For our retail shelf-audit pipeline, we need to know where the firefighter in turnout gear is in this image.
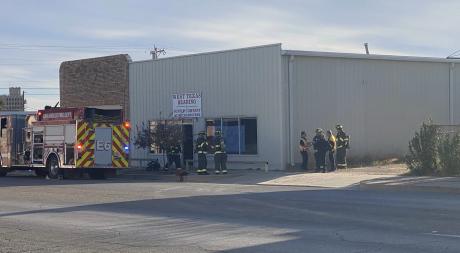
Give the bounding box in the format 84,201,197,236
213,130,227,174
313,128,329,173
169,142,182,170
326,130,336,172
196,131,209,175
335,125,350,169
299,131,309,171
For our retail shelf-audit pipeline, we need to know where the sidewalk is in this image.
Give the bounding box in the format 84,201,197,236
359,176,460,193
118,164,460,193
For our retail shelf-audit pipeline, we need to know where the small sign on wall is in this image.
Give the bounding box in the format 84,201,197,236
172,92,202,118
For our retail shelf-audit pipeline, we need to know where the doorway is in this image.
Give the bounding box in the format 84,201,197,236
182,124,194,165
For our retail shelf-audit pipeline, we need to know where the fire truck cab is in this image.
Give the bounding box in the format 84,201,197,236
0,107,130,179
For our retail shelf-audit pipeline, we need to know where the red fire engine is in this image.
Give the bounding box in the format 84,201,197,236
0,107,129,179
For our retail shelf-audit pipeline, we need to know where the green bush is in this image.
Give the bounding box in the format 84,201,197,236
438,133,460,176
405,121,439,176
406,121,460,176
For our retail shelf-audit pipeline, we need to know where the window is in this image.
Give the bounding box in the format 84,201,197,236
240,118,258,154
206,117,258,155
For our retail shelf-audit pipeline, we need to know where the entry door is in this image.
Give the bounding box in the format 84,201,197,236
94,128,112,166
182,124,193,162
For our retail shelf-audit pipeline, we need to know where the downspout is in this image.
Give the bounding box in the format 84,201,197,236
288,55,295,166
450,63,455,125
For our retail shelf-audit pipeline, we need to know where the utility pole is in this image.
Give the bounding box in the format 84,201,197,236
150,45,166,60
364,43,370,55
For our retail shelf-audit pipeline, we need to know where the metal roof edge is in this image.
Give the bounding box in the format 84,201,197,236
131,43,282,64
281,50,460,63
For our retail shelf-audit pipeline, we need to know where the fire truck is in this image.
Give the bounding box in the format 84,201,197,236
0,107,130,179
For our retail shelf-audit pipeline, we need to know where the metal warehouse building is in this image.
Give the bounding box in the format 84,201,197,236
129,44,460,170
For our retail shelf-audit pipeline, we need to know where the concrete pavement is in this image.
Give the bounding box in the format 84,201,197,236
118,164,460,194
1,176,460,252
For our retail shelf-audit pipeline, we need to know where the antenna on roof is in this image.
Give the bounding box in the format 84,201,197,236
150,45,166,60
364,43,370,55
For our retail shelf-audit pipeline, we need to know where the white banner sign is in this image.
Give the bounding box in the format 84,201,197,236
172,92,202,118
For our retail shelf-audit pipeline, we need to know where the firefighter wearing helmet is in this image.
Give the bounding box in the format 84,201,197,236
313,128,329,173
213,130,227,174
195,131,209,175
335,124,350,169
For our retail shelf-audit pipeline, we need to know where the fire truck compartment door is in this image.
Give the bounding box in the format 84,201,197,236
94,128,112,166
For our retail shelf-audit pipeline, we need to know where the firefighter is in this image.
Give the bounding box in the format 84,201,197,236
313,128,329,173
165,138,181,171
164,146,173,171
299,131,309,171
335,125,350,169
213,130,227,174
170,141,182,170
326,130,336,172
195,131,209,175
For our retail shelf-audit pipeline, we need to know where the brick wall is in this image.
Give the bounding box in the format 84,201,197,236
59,54,131,119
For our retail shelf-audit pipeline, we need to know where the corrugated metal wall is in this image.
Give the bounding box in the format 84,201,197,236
129,45,285,169
289,56,454,162
453,64,460,124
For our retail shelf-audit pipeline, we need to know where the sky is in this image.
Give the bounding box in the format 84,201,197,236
1,0,460,110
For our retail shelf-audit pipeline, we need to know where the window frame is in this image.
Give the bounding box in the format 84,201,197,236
205,116,258,155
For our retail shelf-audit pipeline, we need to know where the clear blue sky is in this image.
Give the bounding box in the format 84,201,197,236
1,0,459,110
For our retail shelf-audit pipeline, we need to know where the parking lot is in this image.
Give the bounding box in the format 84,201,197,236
1,174,460,253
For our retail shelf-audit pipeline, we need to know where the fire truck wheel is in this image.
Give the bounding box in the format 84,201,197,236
35,169,48,177
47,156,60,179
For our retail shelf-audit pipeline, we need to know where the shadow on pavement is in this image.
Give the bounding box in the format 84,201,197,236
0,175,160,188
0,169,306,188
1,188,460,252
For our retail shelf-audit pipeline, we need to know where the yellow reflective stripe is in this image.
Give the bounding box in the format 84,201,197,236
79,151,91,162
77,122,87,136
84,160,93,168
113,159,123,168
113,126,128,144
121,126,129,139
119,158,128,167
112,136,122,151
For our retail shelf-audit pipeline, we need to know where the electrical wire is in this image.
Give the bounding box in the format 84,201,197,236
0,88,58,89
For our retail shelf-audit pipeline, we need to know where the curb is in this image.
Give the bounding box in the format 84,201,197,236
359,182,460,194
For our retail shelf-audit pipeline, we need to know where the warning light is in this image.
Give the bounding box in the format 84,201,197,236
123,121,131,129
38,111,43,116
77,144,82,150
124,146,129,151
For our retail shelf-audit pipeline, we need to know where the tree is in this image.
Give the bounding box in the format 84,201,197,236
405,120,439,176
438,133,460,176
134,120,183,167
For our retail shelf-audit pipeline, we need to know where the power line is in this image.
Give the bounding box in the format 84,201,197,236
0,81,58,83
0,88,58,89
0,43,151,50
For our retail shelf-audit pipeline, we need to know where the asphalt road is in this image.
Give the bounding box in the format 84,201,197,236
1,176,460,253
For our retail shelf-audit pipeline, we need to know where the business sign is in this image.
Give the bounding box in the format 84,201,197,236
42,111,73,120
172,92,202,118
